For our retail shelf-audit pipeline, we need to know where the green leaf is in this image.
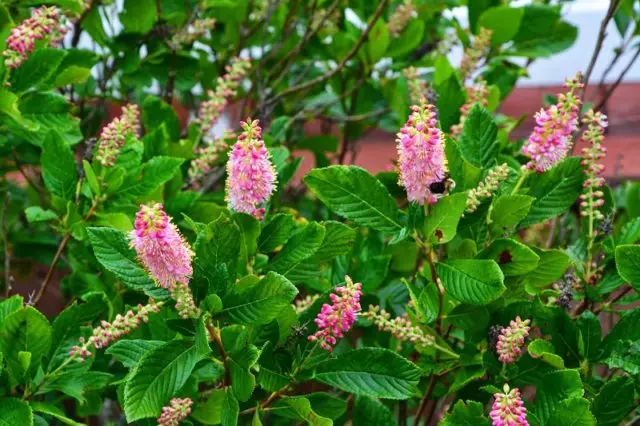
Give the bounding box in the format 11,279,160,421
267,222,325,276
258,214,296,252
387,20,425,58
0,295,23,325
24,207,57,224
0,398,33,426
221,389,239,426
528,339,565,369
41,131,78,200
436,259,505,305
445,139,482,191
524,248,570,288
535,370,584,424
600,308,640,359
0,90,33,129
0,307,51,381
141,96,180,140
272,396,332,426
423,192,468,244
449,366,486,393
305,393,347,420
520,157,584,227
510,22,578,58
118,156,184,198
353,396,395,426
489,194,534,230
546,398,596,426
14,92,81,146
576,311,601,361
468,0,501,32
314,348,420,399
367,19,390,63
87,227,167,298
194,216,241,297
192,389,224,425
615,245,640,291
124,340,204,421
30,402,86,426
602,340,640,375
228,358,256,402
120,0,157,34
82,160,100,196
222,272,298,325
440,400,491,426
304,166,403,234
435,69,465,130
9,48,67,93
478,6,524,45
236,213,260,271
459,105,499,168
105,340,165,368
142,125,169,161
477,238,540,276
592,376,634,426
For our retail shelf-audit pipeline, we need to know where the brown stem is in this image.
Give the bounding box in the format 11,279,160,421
32,201,99,306
426,249,443,334
206,319,231,387
239,388,287,416
267,0,389,105
2,194,11,298
593,285,633,314
595,47,640,111
413,376,437,426
398,400,408,426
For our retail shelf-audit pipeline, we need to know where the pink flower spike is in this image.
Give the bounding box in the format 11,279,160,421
521,73,583,172
496,316,531,364
490,384,529,426
396,101,448,205
94,103,141,167
130,203,195,289
308,276,362,351
158,397,193,426
225,119,277,219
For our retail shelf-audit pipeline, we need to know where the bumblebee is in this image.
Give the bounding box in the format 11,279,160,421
429,174,456,199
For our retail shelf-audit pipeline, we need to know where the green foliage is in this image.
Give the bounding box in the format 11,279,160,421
0,1,635,425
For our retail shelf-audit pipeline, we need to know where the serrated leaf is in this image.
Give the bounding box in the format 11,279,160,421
489,194,534,230
258,214,296,252
105,340,164,368
30,402,86,426
10,48,67,93
120,0,157,34
314,348,420,399
353,395,395,426
546,397,596,426
267,222,325,276
221,389,239,426
87,227,167,298
387,20,424,58
0,306,51,381
576,311,601,361
272,396,332,426
14,92,81,146
445,139,482,191
424,192,468,244
440,400,491,426
24,206,58,223
477,238,540,276
600,308,640,359
528,339,565,369
82,160,100,196
459,105,499,168
0,295,23,325
592,376,634,426
478,6,524,45
524,248,570,288
0,398,33,426
118,156,184,198
520,157,584,228
38,370,112,403
436,259,505,305
41,131,78,200
222,272,298,325
140,96,179,139
194,216,240,298
535,370,583,424
615,245,640,291
228,358,256,402
124,340,203,421
192,389,225,425
304,166,403,234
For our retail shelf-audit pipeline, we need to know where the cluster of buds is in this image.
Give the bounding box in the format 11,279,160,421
94,104,141,167
170,281,201,319
490,384,529,426
3,6,68,68
362,305,435,347
466,163,510,213
496,316,531,364
69,300,162,360
388,0,416,38
187,131,234,187
522,73,583,172
158,397,193,426
451,79,489,137
294,294,320,314
403,67,427,106
396,101,448,205
308,276,362,351
225,119,277,219
459,28,492,82
553,272,576,310
171,18,216,46
579,110,608,220
198,57,251,139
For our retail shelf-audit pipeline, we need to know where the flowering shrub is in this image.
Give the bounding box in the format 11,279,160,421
0,1,639,425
